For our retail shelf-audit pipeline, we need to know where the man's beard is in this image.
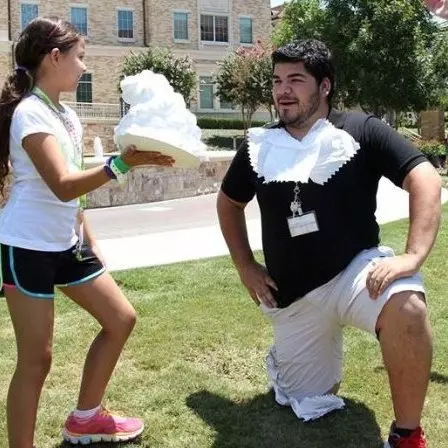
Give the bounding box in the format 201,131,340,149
277,90,321,128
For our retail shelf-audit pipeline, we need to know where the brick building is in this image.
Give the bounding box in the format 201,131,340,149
0,0,272,117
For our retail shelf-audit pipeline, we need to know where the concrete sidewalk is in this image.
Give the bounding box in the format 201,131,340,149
87,178,448,272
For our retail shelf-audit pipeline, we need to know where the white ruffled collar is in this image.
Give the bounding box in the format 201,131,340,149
248,119,360,185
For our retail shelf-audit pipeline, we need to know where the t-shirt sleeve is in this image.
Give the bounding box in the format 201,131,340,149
220,140,257,203
12,100,56,144
363,116,427,187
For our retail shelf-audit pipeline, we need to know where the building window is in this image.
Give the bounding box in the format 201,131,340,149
199,77,214,109
21,3,39,30
239,17,253,44
76,73,92,103
173,12,188,40
200,15,228,42
117,9,134,39
219,99,233,110
71,6,88,35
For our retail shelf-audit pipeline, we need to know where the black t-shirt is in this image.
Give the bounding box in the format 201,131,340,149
221,110,427,308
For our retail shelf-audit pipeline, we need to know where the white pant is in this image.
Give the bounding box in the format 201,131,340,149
261,246,425,402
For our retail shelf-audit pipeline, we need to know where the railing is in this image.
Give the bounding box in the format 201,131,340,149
65,102,121,120
399,127,422,143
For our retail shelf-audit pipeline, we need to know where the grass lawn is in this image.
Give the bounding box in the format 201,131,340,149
0,208,447,447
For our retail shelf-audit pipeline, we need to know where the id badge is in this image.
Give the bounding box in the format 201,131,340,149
287,211,319,237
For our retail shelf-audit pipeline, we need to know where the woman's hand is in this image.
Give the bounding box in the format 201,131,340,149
121,145,175,168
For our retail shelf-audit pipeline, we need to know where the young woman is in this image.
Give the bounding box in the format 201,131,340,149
0,16,173,447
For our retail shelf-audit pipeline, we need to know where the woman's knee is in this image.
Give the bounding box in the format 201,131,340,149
17,347,52,379
104,305,137,336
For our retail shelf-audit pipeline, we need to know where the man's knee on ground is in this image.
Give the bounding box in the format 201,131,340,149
376,291,428,337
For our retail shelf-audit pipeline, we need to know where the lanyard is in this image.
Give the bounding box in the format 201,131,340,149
32,87,87,249
290,182,303,217
32,87,83,172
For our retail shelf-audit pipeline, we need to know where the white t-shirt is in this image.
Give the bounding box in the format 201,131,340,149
0,95,83,251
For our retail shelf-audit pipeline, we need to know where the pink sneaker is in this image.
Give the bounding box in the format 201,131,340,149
62,406,144,444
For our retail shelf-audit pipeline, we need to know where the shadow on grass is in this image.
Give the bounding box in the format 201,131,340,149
187,390,383,448
429,371,448,385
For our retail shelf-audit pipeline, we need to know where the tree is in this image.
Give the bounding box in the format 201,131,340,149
120,47,197,105
424,29,448,109
273,0,438,118
215,42,274,131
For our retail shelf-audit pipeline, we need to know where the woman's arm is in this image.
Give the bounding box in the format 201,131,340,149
23,133,173,202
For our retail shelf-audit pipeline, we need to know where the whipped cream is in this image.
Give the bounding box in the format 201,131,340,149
114,70,206,155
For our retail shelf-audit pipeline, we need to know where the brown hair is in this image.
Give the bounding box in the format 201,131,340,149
0,17,80,196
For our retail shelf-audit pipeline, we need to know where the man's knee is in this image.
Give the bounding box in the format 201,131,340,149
376,291,429,336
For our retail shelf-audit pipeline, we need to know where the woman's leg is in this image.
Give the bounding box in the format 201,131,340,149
59,272,136,410
5,287,54,448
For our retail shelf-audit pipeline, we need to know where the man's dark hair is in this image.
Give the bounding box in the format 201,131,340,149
272,40,335,103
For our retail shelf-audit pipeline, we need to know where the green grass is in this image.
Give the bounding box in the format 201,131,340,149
0,208,447,447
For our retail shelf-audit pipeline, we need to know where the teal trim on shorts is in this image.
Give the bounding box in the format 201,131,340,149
56,266,105,288
9,246,55,299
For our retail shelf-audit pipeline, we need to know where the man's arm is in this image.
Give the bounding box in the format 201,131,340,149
217,190,254,269
366,162,441,298
217,190,278,308
402,161,442,266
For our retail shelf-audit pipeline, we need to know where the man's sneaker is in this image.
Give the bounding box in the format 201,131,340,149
62,406,144,444
384,424,427,448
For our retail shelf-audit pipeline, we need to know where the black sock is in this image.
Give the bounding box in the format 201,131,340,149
393,426,414,438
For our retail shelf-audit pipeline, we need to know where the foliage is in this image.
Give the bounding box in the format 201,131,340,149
215,42,273,132
273,0,440,115
197,117,269,130
120,47,197,104
417,139,447,157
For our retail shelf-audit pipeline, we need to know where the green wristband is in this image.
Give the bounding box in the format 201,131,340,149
113,156,131,174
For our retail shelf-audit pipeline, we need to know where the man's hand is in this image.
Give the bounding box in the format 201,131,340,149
366,254,421,299
426,0,448,18
238,261,278,308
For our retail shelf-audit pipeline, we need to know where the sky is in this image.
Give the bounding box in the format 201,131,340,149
271,0,285,7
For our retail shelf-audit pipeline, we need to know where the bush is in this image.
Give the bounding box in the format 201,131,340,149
197,117,269,130
417,140,446,157
417,139,447,168
120,48,196,104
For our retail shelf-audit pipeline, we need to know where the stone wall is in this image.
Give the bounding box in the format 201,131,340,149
233,0,271,45
147,0,198,49
421,110,445,141
1,153,234,209
83,121,118,154
85,154,233,208
0,0,9,41
0,46,12,86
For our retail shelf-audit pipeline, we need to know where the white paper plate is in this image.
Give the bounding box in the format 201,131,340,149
116,134,202,169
